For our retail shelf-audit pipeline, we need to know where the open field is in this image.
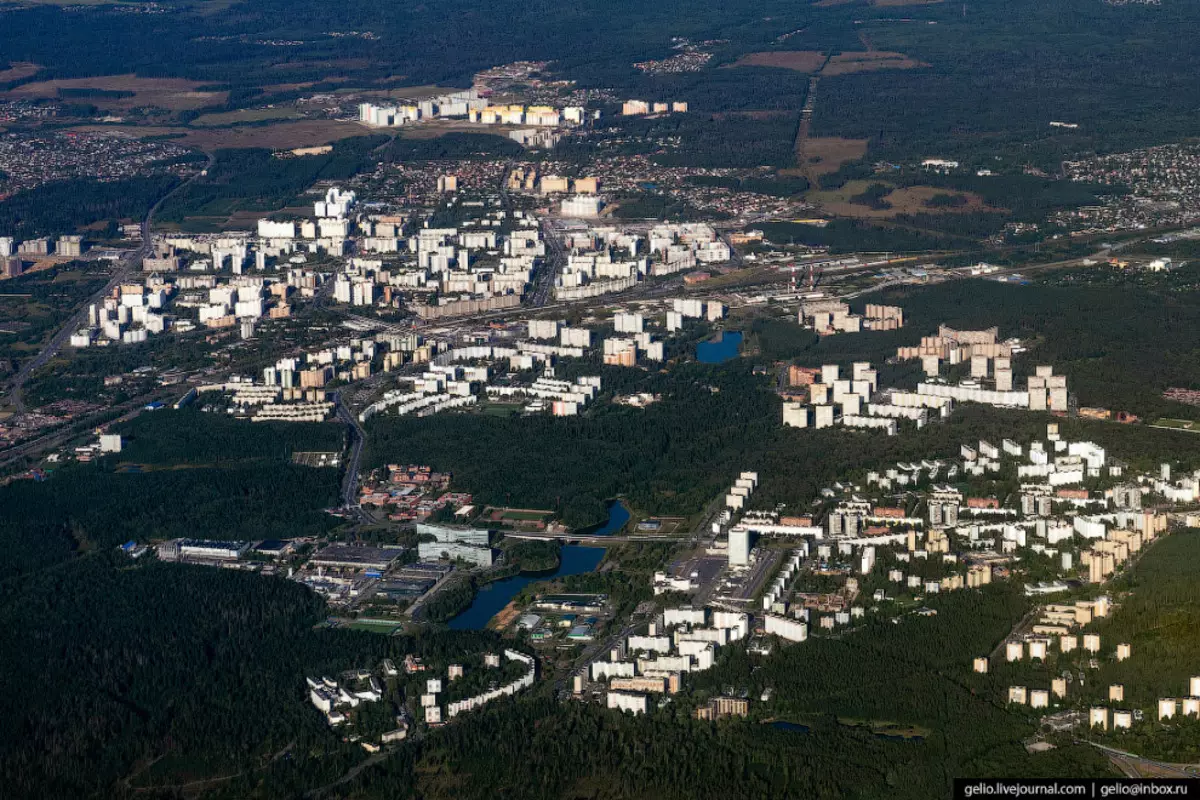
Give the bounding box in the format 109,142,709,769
190,107,303,127
795,136,869,177
352,84,464,102
822,51,928,76
345,618,403,633
811,179,1000,219
728,51,827,73
729,50,924,76
66,120,374,150
2,75,227,111
0,62,41,83
258,77,355,93
486,506,554,524
1151,419,1200,433
871,0,944,6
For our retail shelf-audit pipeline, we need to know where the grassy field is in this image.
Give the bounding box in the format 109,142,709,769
345,619,403,633
1151,419,1200,433
501,510,552,522
190,107,303,127
486,507,554,523
795,137,869,177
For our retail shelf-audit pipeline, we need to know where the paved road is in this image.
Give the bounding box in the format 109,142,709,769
333,391,366,517
531,218,564,307
561,600,657,696
503,531,688,545
5,154,215,415
1092,742,1200,779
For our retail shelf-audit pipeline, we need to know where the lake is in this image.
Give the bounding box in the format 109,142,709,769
447,544,606,630
696,331,743,363
446,499,628,630
587,499,630,536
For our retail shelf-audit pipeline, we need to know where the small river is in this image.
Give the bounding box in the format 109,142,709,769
446,500,629,630
696,331,743,363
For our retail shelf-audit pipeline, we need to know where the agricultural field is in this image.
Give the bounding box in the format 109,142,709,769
811,179,998,219
822,51,928,77
0,62,41,83
729,50,925,76
795,136,869,177
66,120,373,151
728,51,828,73
1,75,227,111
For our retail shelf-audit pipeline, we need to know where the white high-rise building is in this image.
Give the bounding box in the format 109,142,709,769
729,527,751,567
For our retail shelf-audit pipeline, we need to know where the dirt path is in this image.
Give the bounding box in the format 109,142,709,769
793,74,824,184
306,751,390,798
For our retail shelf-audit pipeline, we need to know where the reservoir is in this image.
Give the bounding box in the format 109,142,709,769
446,499,627,629
696,331,743,363
447,545,605,630
587,499,630,536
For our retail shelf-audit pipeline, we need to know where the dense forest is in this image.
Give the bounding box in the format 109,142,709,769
0,551,514,798
156,138,385,223
757,219,961,253
381,133,524,162
555,113,802,170
0,176,179,238
0,411,345,579
112,409,345,466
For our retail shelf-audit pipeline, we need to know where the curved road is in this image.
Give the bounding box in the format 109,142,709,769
5,153,215,414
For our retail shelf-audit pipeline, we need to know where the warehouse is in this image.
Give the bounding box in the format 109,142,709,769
310,544,406,571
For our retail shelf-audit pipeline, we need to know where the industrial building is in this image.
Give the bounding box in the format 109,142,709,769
309,544,406,571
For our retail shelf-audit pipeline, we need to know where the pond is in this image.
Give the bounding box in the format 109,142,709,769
696,331,743,363
446,545,605,630
446,499,630,629
586,499,631,536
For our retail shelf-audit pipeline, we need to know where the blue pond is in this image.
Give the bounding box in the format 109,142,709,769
446,500,629,630
696,331,743,363
771,721,811,734
447,545,605,630
587,499,631,536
